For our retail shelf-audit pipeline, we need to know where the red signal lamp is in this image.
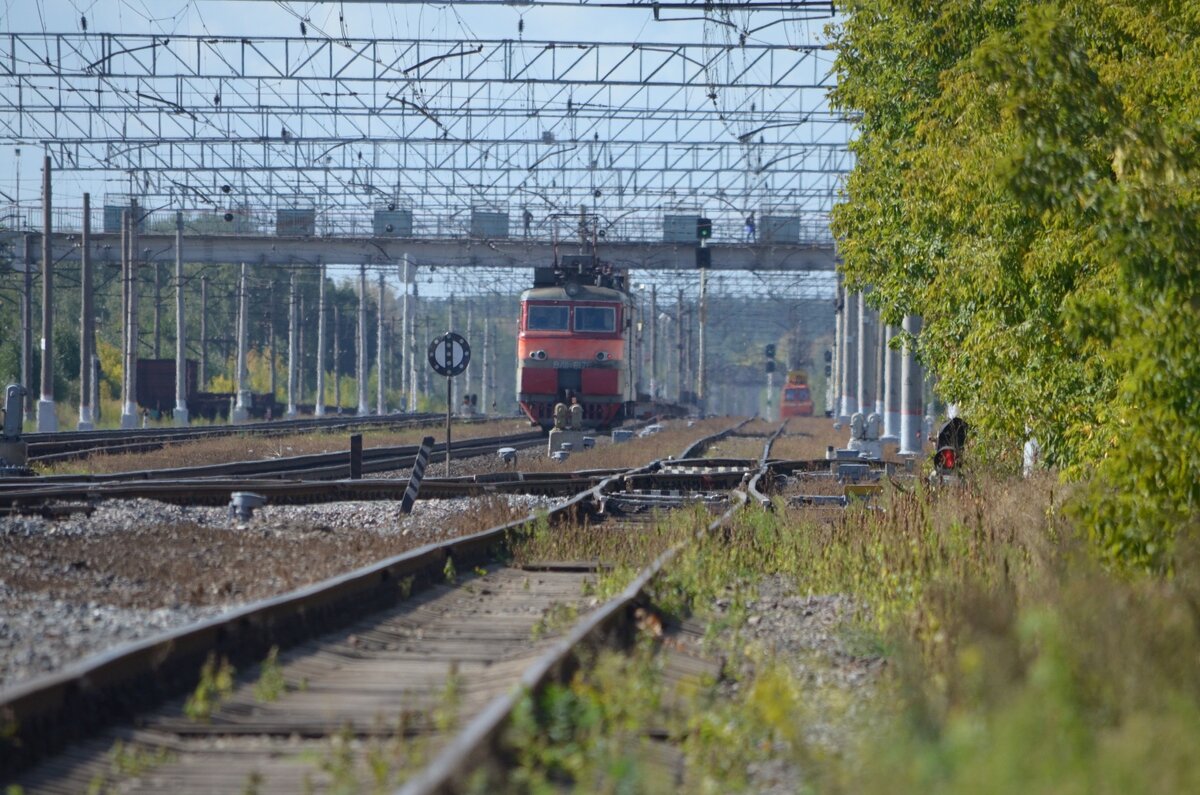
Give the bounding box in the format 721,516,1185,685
933,446,957,472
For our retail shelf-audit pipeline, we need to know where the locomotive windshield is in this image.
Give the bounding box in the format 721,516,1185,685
784,387,810,401
527,305,569,330
574,306,616,332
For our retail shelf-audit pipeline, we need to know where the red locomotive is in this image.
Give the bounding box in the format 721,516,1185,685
517,255,635,429
780,370,815,418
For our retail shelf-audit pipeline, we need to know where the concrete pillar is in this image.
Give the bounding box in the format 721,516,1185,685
173,211,189,425
286,271,298,418
37,156,57,432
676,289,685,403
841,290,858,419
481,307,491,415
832,286,842,424
21,234,33,421
447,293,456,409
267,280,277,402
697,267,708,412
232,262,250,423
406,261,418,412
857,293,876,417
357,265,369,415
377,271,386,415
78,193,95,430
153,260,162,358
120,205,140,430
333,304,341,413
883,324,900,442
648,285,658,399
297,294,305,405
899,315,924,455
199,275,208,388
874,314,886,418
315,264,326,416
399,256,410,411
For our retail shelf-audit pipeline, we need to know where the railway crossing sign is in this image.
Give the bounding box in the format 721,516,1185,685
428,332,470,377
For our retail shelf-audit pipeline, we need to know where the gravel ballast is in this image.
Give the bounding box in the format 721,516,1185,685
0,491,554,690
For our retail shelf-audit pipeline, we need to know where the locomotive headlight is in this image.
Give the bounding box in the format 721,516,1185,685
530,350,547,360
595,351,609,361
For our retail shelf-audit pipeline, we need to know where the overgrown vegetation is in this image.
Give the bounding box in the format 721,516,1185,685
830,0,1200,568
495,479,1200,792
184,653,236,722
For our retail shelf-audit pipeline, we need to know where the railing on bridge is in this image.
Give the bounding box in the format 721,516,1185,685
1,204,835,248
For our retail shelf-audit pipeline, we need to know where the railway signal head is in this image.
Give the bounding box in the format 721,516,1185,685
764,343,776,359
766,360,776,374
933,446,957,474
696,217,713,239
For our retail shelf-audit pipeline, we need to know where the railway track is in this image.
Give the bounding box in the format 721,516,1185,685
3,430,546,488
2,417,760,791
22,413,450,464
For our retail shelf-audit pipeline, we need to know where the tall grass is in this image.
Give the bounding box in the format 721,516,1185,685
496,473,1200,793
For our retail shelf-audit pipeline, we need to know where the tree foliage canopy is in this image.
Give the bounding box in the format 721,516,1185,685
831,0,1200,569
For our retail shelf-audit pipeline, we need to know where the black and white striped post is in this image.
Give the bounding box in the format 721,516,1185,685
401,436,436,514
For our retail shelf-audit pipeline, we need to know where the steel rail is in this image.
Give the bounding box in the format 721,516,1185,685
0,419,750,781
0,470,625,511
23,412,448,462
3,430,547,486
397,438,757,793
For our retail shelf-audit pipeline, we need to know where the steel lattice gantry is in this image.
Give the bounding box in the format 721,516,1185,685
1,32,851,234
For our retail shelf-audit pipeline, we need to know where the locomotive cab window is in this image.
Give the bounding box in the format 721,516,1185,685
574,306,616,332
784,387,810,401
526,305,570,331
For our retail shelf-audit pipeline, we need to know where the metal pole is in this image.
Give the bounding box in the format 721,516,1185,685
173,211,189,425
199,275,208,389
232,262,250,422
78,193,95,430
315,264,326,416
357,264,369,415
841,289,857,420
286,270,298,418
37,155,56,432
900,315,924,455
377,270,386,415
21,234,33,421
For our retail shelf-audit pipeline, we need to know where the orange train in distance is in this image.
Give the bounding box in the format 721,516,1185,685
516,256,636,429
780,370,815,418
